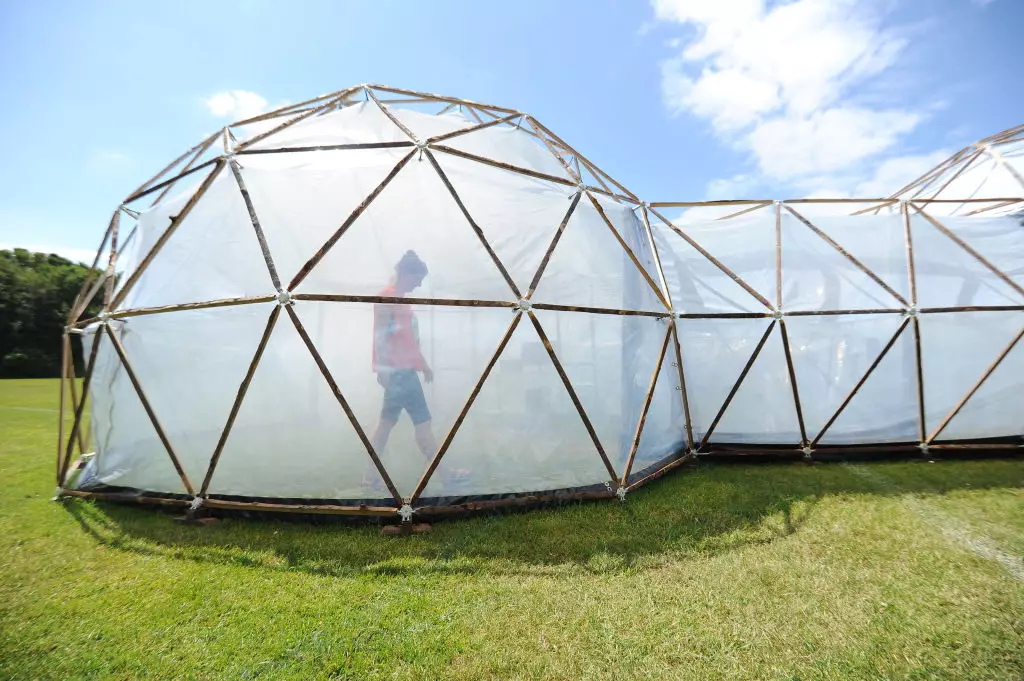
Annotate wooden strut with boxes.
[527,311,620,483]
[285,305,403,506]
[920,305,1024,314]
[102,211,121,309]
[198,305,281,497]
[523,117,583,184]
[912,316,927,443]
[586,192,670,310]
[911,205,1024,298]
[620,324,673,485]
[810,317,911,446]
[777,319,808,446]
[784,205,909,307]
[229,160,282,291]
[150,132,220,208]
[626,449,696,492]
[68,217,114,324]
[127,131,219,199]
[364,84,523,116]
[647,206,774,311]
[288,150,417,290]
[112,161,226,311]
[914,148,985,201]
[669,323,696,451]
[100,296,278,323]
[718,202,772,221]
[203,499,398,516]
[408,312,524,505]
[785,308,904,317]
[66,340,88,457]
[431,144,576,188]
[61,327,102,486]
[56,333,70,484]
[424,149,522,298]
[236,141,415,155]
[526,192,582,299]
[102,323,196,495]
[122,157,219,206]
[234,88,357,152]
[699,320,777,449]
[638,205,674,314]
[363,87,421,142]
[926,325,1024,444]
[293,294,516,309]
[774,202,782,308]
[229,89,348,128]
[902,201,927,443]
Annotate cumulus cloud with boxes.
[652,0,933,198]
[204,90,268,120]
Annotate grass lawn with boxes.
[1,377,1022,680]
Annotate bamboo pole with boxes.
[112,161,226,311]
[122,158,219,206]
[59,489,192,507]
[56,333,70,484]
[292,293,515,309]
[670,323,696,450]
[912,316,927,443]
[911,205,1024,298]
[717,202,772,220]
[527,311,619,482]
[431,144,576,188]
[424,113,521,144]
[68,218,114,324]
[236,141,415,155]
[785,308,903,316]
[810,317,911,446]
[102,324,196,495]
[620,325,672,485]
[66,341,88,456]
[919,305,1024,314]
[198,306,281,496]
[289,150,416,291]
[638,205,673,311]
[626,449,695,492]
[529,302,666,317]
[229,89,348,127]
[234,89,356,152]
[650,200,769,208]
[963,199,1023,216]
[699,320,777,449]
[127,131,219,199]
[926,325,1024,443]
[102,211,121,309]
[149,132,219,207]
[586,192,671,310]
[364,84,523,116]
[774,202,782,308]
[61,328,102,486]
[229,159,282,291]
[408,312,523,505]
[424,149,522,298]
[285,306,403,506]
[419,488,615,515]
[778,319,808,445]
[677,312,771,319]
[204,498,398,516]
[785,205,909,307]
[647,206,775,311]
[363,87,421,142]
[525,192,582,299]
[523,117,582,183]
[103,295,277,322]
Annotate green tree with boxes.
[0,249,101,378]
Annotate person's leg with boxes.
[365,375,403,490]
[413,421,437,459]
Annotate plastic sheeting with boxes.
[80,98,1023,508]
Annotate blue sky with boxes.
[0,0,1021,263]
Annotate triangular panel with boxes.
[786,314,908,439]
[204,309,391,500]
[305,301,517,497]
[531,309,664,474]
[918,214,1024,295]
[790,213,910,304]
[818,321,918,444]
[297,158,515,301]
[712,325,801,444]
[676,318,774,443]
[650,217,770,314]
[114,303,276,487]
[85,326,188,495]
[119,168,274,311]
[532,193,664,312]
[780,213,906,310]
[627,336,688,484]
[437,122,575,183]
[673,208,777,309]
[936,326,1024,441]
[433,150,577,294]
[919,311,1024,437]
[244,101,408,150]
[420,315,612,499]
[238,148,410,285]
[910,214,1024,307]
[386,105,478,141]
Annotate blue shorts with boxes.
[380,369,432,425]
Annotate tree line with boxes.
[0,249,101,378]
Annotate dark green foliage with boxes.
[0,249,100,378]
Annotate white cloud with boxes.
[652,0,930,197]
[204,90,268,120]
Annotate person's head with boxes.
[394,250,428,294]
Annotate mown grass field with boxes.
[1,378,1022,680]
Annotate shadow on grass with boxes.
[62,458,1023,578]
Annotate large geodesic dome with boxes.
[57,87,1024,520]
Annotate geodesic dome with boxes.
[57,87,1024,520]
[59,85,688,517]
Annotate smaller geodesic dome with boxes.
[59,85,688,517]
[888,124,1024,217]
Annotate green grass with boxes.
[1,378,1022,680]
